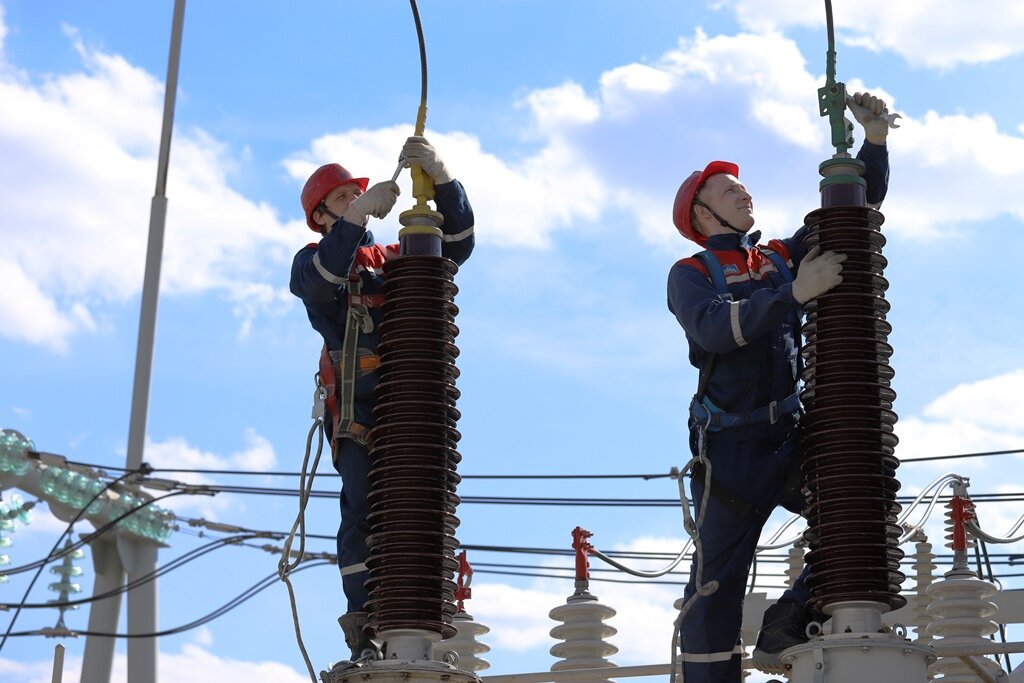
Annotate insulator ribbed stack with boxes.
[786,541,806,590]
[800,205,906,612]
[366,255,462,641]
[434,610,491,672]
[926,575,1002,681]
[912,539,937,644]
[549,593,618,682]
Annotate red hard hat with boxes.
[301,163,370,232]
[672,160,739,245]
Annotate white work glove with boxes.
[792,246,847,304]
[343,181,400,225]
[848,91,889,145]
[401,136,453,185]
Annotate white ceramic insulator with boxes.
[549,594,618,682]
[912,540,937,644]
[434,611,491,672]
[926,575,1002,681]
[786,542,805,589]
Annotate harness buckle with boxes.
[769,400,779,425]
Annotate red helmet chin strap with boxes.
[693,198,745,235]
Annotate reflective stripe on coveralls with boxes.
[689,247,800,525]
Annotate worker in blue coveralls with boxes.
[666,92,890,682]
[290,136,474,664]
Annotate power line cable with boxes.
[54,445,1024,478]
[5,561,329,640]
[2,533,276,610]
[0,472,182,654]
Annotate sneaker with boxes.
[751,600,816,674]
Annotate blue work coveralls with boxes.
[290,179,475,613]
[666,143,888,682]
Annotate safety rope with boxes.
[278,377,329,683]
[669,414,718,683]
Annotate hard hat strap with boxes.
[318,201,342,224]
[693,198,745,235]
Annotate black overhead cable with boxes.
[0,483,184,655]
[129,483,1024,508]
[1,534,275,611]
[56,446,1024,478]
[4,561,330,640]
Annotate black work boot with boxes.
[751,600,819,674]
[327,612,380,672]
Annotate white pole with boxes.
[118,2,186,683]
[124,537,160,683]
[51,643,65,683]
[125,0,186,470]
[80,537,125,683]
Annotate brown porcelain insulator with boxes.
[801,203,906,613]
[366,254,463,640]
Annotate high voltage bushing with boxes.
[366,227,462,643]
[800,158,906,614]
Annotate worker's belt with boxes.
[691,461,770,524]
[331,353,381,375]
[348,292,385,308]
[689,391,800,432]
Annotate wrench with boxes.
[846,95,901,129]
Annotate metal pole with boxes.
[125,0,186,472]
[116,2,185,683]
[80,537,125,683]
[124,537,160,683]
[51,644,66,683]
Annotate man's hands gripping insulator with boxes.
[792,246,847,304]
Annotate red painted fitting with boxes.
[572,526,594,582]
[454,549,473,612]
[950,495,975,552]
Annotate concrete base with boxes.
[782,632,934,683]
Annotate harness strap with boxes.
[691,462,770,524]
[336,277,371,445]
[348,293,386,308]
[690,391,801,432]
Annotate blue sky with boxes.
[2,1,1024,681]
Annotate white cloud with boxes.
[140,430,278,519]
[0,22,300,351]
[894,368,1024,555]
[229,428,278,472]
[716,0,1024,69]
[512,28,1024,247]
[1,641,308,683]
[283,124,607,250]
[897,368,1024,462]
[923,369,1024,433]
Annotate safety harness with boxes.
[316,244,397,450]
[689,246,801,524]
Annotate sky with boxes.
[1,1,1024,681]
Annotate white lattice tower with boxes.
[549,590,618,683]
[434,610,491,673]
[911,534,937,644]
[785,540,805,589]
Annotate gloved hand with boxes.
[401,136,453,185]
[848,91,889,145]
[343,181,400,225]
[792,246,847,304]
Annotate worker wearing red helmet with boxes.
[290,136,474,664]
[667,92,890,681]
